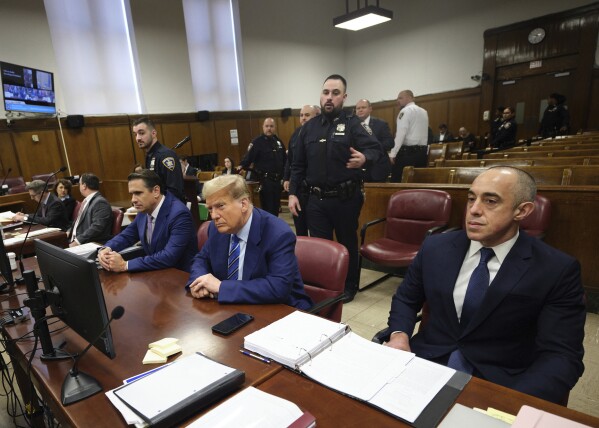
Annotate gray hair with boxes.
[202,174,251,201]
[26,180,46,194]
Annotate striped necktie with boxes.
[146,215,154,244]
[227,234,240,280]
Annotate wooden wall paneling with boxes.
[213,119,241,166]
[61,127,103,178]
[13,130,64,180]
[448,95,480,138]
[419,99,448,135]
[189,121,217,156]
[161,122,192,156]
[372,102,397,134]
[96,125,137,180]
[276,116,296,146]
[236,118,254,164]
[0,132,21,177]
[100,180,130,205]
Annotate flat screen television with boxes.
[1,61,56,115]
[34,239,116,359]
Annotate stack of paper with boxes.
[244,311,347,368]
[511,405,592,428]
[143,337,182,364]
[188,387,314,428]
[0,211,16,222]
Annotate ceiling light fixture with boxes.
[333,1,393,31]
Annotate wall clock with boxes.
[528,27,546,44]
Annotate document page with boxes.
[114,353,236,420]
[65,242,100,257]
[369,357,455,423]
[189,387,304,428]
[300,332,414,401]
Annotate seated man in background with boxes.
[99,170,197,272]
[187,174,312,309]
[69,173,113,246]
[12,180,70,230]
[433,123,454,143]
[384,166,585,404]
[457,127,478,152]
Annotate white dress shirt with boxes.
[390,102,429,158]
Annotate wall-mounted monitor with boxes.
[1,61,56,115]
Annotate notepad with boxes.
[142,337,182,364]
[511,405,592,428]
[244,311,469,426]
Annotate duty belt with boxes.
[398,145,427,153]
[309,179,360,200]
[262,172,282,182]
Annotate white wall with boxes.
[0,0,595,118]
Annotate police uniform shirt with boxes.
[289,110,381,195]
[240,134,286,176]
[390,102,429,158]
[283,126,302,182]
[493,118,518,148]
[146,141,184,200]
[540,104,570,136]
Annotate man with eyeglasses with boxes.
[12,179,69,230]
[186,174,312,309]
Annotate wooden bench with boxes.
[427,143,447,166]
[481,148,599,159]
[504,142,599,152]
[434,158,533,168]
[401,165,599,186]
[530,156,599,166]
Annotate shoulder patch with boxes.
[247,143,253,151]
[361,123,373,135]
[162,157,176,171]
[399,112,404,120]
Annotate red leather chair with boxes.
[4,176,26,194]
[196,221,211,251]
[112,208,124,236]
[72,200,82,221]
[295,236,349,322]
[359,189,452,291]
[520,194,551,239]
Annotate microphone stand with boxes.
[14,167,66,286]
[62,306,125,405]
[0,167,12,196]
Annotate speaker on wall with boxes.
[281,108,292,118]
[197,110,210,122]
[66,115,85,128]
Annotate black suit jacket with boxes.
[368,117,394,151]
[31,193,70,231]
[72,192,113,244]
[387,230,585,403]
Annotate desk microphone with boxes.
[15,166,67,286]
[62,305,125,405]
[0,167,12,195]
[173,136,191,149]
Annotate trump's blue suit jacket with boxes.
[104,192,197,272]
[387,230,585,403]
[186,208,312,310]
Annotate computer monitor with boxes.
[0,234,14,291]
[1,61,57,115]
[34,240,116,359]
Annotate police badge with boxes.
[336,124,346,133]
[162,157,176,171]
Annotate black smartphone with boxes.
[211,313,254,335]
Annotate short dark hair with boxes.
[180,155,189,162]
[53,178,72,196]
[132,117,155,130]
[324,74,347,92]
[127,169,164,194]
[80,173,100,190]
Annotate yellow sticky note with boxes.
[486,407,517,424]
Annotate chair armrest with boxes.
[442,226,461,234]
[425,224,448,236]
[360,217,386,246]
[308,294,345,316]
[371,328,390,344]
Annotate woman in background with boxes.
[222,157,235,174]
[54,178,76,221]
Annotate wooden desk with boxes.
[3,224,68,256]
[259,370,599,427]
[2,260,291,427]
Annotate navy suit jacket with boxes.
[186,208,312,310]
[31,193,70,231]
[104,192,197,272]
[388,230,585,403]
[368,117,394,151]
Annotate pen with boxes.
[123,362,172,384]
[239,349,271,364]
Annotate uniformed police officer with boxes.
[240,118,286,217]
[289,74,383,302]
[283,104,320,236]
[539,93,570,138]
[492,107,518,149]
[132,117,184,201]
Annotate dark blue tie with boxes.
[447,247,495,374]
[227,234,240,280]
[460,247,495,327]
